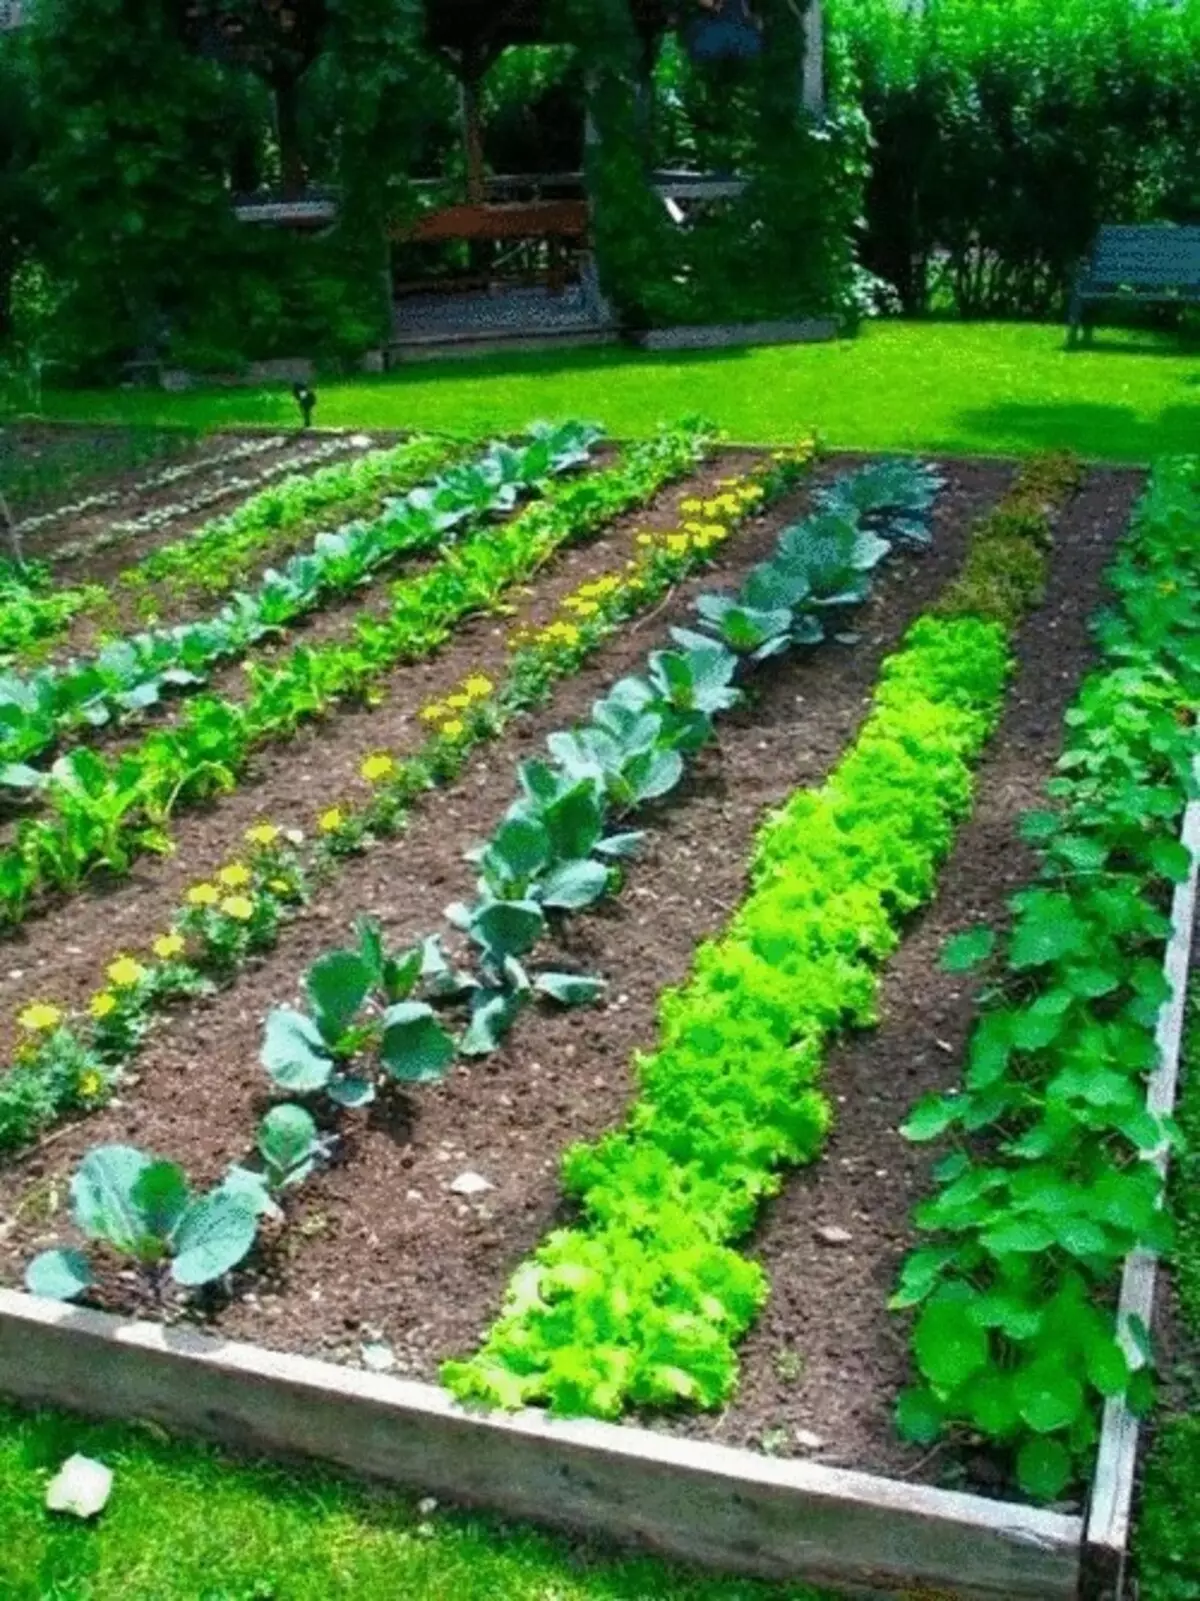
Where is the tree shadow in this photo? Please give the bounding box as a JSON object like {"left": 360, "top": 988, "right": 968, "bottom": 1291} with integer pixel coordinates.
{"left": 950, "top": 399, "right": 1200, "bottom": 464}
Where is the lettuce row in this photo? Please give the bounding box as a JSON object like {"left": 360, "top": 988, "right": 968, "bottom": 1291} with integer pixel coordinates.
{"left": 441, "top": 450, "right": 1084, "bottom": 1421}
{"left": 893, "top": 455, "right": 1200, "bottom": 1501}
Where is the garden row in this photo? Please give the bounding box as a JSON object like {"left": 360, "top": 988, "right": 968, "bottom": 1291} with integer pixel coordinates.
{"left": 0, "top": 430, "right": 450, "bottom": 666}
{"left": 0, "top": 422, "right": 683, "bottom": 926}
{"left": 7, "top": 440, "right": 1189, "bottom": 1524}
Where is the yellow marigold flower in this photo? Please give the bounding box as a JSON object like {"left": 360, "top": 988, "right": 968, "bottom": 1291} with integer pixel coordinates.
{"left": 89, "top": 991, "right": 118, "bottom": 1020}
{"left": 680, "top": 498, "right": 704, "bottom": 513}
{"left": 107, "top": 955, "right": 147, "bottom": 990}
{"left": 187, "top": 882, "right": 219, "bottom": 908}
{"left": 740, "top": 484, "right": 765, "bottom": 500}
{"left": 666, "top": 534, "right": 690, "bottom": 555}
{"left": 153, "top": 933, "right": 186, "bottom": 961}
{"left": 268, "top": 878, "right": 292, "bottom": 894}
{"left": 218, "top": 863, "right": 252, "bottom": 889}
{"left": 17, "top": 1001, "right": 63, "bottom": 1033}
{"left": 318, "top": 807, "right": 345, "bottom": 835}
{"left": 221, "top": 895, "right": 255, "bottom": 922}
{"left": 572, "top": 599, "right": 600, "bottom": 618}
{"left": 440, "top": 719, "right": 466, "bottom": 740}
{"left": 360, "top": 752, "right": 396, "bottom": 784}
{"left": 635, "top": 532, "right": 655, "bottom": 547}
{"left": 445, "top": 693, "right": 472, "bottom": 711}
{"left": 78, "top": 1068, "right": 106, "bottom": 1100}
{"left": 463, "top": 674, "right": 494, "bottom": 700}
{"left": 419, "top": 703, "right": 448, "bottom": 725}
{"left": 702, "top": 524, "right": 727, "bottom": 541}
{"left": 245, "top": 823, "right": 281, "bottom": 847}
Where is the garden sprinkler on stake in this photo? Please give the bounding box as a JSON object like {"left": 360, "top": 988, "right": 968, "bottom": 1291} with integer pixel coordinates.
{"left": 293, "top": 381, "right": 317, "bottom": 430}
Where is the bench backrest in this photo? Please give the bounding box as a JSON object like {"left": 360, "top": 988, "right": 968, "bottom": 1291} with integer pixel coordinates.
{"left": 1085, "top": 225, "right": 1200, "bottom": 288}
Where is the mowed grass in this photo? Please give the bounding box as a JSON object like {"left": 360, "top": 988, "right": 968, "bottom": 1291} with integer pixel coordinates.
{"left": 0, "top": 1402, "right": 828, "bottom": 1601}
{"left": 31, "top": 320, "right": 1200, "bottom": 466}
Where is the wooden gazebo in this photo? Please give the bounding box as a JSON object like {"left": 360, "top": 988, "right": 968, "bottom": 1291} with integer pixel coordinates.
{"left": 390, "top": 0, "right": 825, "bottom": 358}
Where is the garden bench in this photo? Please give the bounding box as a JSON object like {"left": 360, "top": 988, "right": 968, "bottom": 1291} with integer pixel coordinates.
{"left": 1067, "top": 224, "right": 1200, "bottom": 347}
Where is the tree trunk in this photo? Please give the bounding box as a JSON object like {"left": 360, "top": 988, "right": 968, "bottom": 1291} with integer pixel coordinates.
{"left": 275, "top": 73, "right": 305, "bottom": 200}
{"left": 461, "top": 65, "right": 486, "bottom": 205}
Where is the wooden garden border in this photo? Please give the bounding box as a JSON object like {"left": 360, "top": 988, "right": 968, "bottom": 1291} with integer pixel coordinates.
{"left": 1080, "top": 797, "right": 1200, "bottom": 1599}
{"left": 0, "top": 811, "right": 1196, "bottom": 1599}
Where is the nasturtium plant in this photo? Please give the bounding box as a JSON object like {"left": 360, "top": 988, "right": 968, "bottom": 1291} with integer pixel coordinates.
{"left": 892, "top": 453, "right": 1200, "bottom": 1500}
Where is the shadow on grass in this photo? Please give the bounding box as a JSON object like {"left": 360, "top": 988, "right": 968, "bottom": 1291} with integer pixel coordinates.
{"left": 949, "top": 399, "right": 1200, "bottom": 464}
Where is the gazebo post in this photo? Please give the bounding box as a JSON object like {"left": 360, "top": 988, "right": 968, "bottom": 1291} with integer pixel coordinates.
{"left": 801, "top": 0, "right": 825, "bottom": 116}
{"left": 460, "top": 44, "right": 487, "bottom": 206}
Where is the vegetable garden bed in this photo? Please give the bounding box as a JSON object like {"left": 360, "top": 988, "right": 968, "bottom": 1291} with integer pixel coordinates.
{"left": 0, "top": 431, "right": 1193, "bottom": 1600}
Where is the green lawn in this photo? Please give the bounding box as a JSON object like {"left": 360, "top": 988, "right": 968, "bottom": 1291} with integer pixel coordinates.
{"left": 31, "top": 320, "right": 1200, "bottom": 466}
{"left": 0, "top": 1402, "right": 826, "bottom": 1601}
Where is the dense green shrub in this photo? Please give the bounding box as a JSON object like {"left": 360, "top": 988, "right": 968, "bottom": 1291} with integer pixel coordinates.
{"left": 829, "top": 0, "right": 1200, "bottom": 319}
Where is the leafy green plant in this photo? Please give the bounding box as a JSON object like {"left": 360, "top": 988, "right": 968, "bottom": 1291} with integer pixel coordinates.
{"left": 262, "top": 918, "right": 458, "bottom": 1107}
{"left": 25, "top": 1144, "right": 260, "bottom": 1303}
{"left": 223, "top": 1105, "right": 330, "bottom": 1221}
{"left": 892, "top": 454, "right": 1200, "bottom": 1501}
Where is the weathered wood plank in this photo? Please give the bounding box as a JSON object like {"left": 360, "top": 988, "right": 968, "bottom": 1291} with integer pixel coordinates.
{"left": 0, "top": 1289, "right": 1080, "bottom": 1601}
{"left": 1082, "top": 797, "right": 1200, "bottom": 1600}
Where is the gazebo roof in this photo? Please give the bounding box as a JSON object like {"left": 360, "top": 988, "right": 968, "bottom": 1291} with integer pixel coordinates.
{"left": 425, "top": 0, "right": 672, "bottom": 54}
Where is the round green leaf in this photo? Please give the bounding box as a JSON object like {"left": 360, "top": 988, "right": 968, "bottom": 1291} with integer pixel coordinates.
{"left": 1016, "top": 1437, "right": 1073, "bottom": 1501}
{"left": 538, "top": 859, "right": 610, "bottom": 911}
{"left": 940, "top": 927, "right": 996, "bottom": 973}
{"left": 379, "top": 1002, "right": 455, "bottom": 1084}
{"left": 470, "top": 900, "right": 545, "bottom": 962}
{"left": 70, "top": 1145, "right": 156, "bottom": 1254}
{"left": 171, "top": 1191, "right": 259, "bottom": 1287}
{"left": 1084, "top": 1335, "right": 1130, "bottom": 1399}
{"left": 965, "top": 1372, "right": 1020, "bottom": 1438}
{"left": 901, "top": 1095, "right": 961, "bottom": 1143}
{"left": 534, "top": 972, "right": 607, "bottom": 1007}
{"left": 1014, "top": 1363, "right": 1085, "bottom": 1434}
{"left": 304, "top": 951, "right": 373, "bottom": 1041}
{"left": 25, "top": 1248, "right": 94, "bottom": 1303}
{"left": 132, "top": 1159, "right": 191, "bottom": 1242}
{"left": 895, "top": 1386, "right": 944, "bottom": 1445}
{"left": 261, "top": 1006, "right": 333, "bottom": 1093}
{"left": 913, "top": 1298, "right": 989, "bottom": 1389}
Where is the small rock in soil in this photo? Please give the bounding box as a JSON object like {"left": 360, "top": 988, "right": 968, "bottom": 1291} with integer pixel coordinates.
{"left": 449, "top": 1171, "right": 493, "bottom": 1197}
{"left": 361, "top": 1341, "right": 397, "bottom": 1373}
{"left": 794, "top": 1430, "right": 827, "bottom": 1452}
{"left": 814, "top": 1225, "right": 853, "bottom": 1246}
